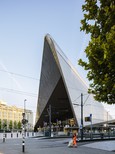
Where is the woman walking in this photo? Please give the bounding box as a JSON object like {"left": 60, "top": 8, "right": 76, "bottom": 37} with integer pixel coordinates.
{"left": 72, "top": 133, "right": 77, "bottom": 147}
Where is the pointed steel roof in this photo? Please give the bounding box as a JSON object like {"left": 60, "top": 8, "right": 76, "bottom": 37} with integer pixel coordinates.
{"left": 35, "top": 34, "right": 110, "bottom": 129}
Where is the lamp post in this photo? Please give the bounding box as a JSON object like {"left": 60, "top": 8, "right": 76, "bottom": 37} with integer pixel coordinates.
{"left": 24, "top": 99, "right": 27, "bottom": 116}
{"left": 73, "top": 93, "right": 84, "bottom": 141}
{"left": 107, "top": 111, "right": 110, "bottom": 137}
{"left": 22, "top": 99, "right": 27, "bottom": 152}
{"left": 81, "top": 93, "right": 83, "bottom": 141}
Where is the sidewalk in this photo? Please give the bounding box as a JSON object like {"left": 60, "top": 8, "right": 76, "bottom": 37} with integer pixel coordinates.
{"left": 32, "top": 135, "right": 115, "bottom": 152}
{"left": 0, "top": 137, "right": 115, "bottom": 154}
{"left": 82, "top": 140, "right": 115, "bottom": 152}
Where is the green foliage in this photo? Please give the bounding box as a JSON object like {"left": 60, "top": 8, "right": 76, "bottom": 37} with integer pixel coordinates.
{"left": 79, "top": 0, "right": 115, "bottom": 104}
{"left": 0, "top": 119, "right": 2, "bottom": 130}
{"left": 3, "top": 119, "right": 7, "bottom": 129}
{"left": 9, "top": 120, "right": 13, "bottom": 130}
{"left": 14, "top": 121, "right": 17, "bottom": 129}
{"left": 17, "top": 121, "right": 21, "bottom": 129}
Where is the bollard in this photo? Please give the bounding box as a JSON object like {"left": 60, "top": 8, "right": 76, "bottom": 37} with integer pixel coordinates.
{"left": 11, "top": 133, "right": 13, "bottom": 138}
{"left": 3, "top": 137, "right": 5, "bottom": 142}
{"left": 3, "top": 132, "right": 5, "bottom": 142}
{"left": 22, "top": 139, "right": 25, "bottom": 152}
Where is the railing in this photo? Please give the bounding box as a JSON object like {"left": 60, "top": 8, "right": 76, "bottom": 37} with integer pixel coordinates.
{"left": 81, "top": 133, "right": 115, "bottom": 140}
{"left": 0, "top": 131, "right": 44, "bottom": 139}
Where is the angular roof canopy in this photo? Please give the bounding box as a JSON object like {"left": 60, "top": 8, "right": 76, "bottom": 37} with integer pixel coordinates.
{"left": 35, "top": 34, "right": 109, "bottom": 128}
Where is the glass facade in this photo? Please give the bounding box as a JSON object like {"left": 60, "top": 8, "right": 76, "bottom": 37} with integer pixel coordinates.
{"left": 35, "top": 34, "right": 113, "bottom": 129}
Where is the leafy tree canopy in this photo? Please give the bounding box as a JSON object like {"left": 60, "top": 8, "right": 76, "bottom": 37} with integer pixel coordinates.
{"left": 9, "top": 120, "right": 13, "bottom": 130}
{"left": 3, "top": 120, "right": 7, "bottom": 129}
{"left": 0, "top": 119, "right": 2, "bottom": 130}
{"left": 14, "top": 121, "right": 17, "bottom": 129}
{"left": 17, "top": 121, "right": 21, "bottom": 129}
{"left": 79, "top": 0, "right": 115, "bottom": 104}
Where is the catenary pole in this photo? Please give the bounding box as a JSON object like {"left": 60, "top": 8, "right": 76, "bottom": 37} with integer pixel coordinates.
{"left": 81, "top": 93, "right": 83, "bottom": 141}
{"left": 49, "top": 104, "right": 51, "bottom": 137}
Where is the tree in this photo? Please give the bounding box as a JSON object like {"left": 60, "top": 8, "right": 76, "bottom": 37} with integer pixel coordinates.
{"left": 0, "top": 119, "right": 2, "bottom": 130}
{"left": 3, "top": 119, "right": 7, "bottom": 130}
{"left": 79, "top": 0, "right": 115, "bottom": 104}
{"left": 14, "top": 121, "right": 17, "bottom": 129}
{"left": 9, "top": 120, "right": 13, "bottom": 130}
{"left": 17, "top": 121, "right": 21, "bottom": 130}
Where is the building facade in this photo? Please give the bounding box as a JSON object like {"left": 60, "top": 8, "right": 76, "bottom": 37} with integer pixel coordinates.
{"left": 0, "top": 100, "right": 33, "bottom": 130}
{"left": 35, "top": 34, "right": 113, "bottom": 131}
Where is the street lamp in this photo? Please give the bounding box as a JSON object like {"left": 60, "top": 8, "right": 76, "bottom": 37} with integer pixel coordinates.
{"left": 107, "top": 111, "right": 110, "bottom": 137}
{"left": 73, "top": 93, "right": 84, "bottom": 141}
{"left": 24, "top": 99, "right": 27, "bottom": 116}
{"left": 22, "top": 99, "right": 27, "bottom": 152}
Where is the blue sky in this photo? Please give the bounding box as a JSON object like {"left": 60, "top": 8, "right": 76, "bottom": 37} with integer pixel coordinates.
{"left": 1, "top": 0, "right": 114, "bottom": 123}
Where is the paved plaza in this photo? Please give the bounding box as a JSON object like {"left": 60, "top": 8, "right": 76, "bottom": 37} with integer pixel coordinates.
{"left": 82, "top": 140, "right": 115, "bottom": 152}
{"left": 0, "top": 137, "right": 115, "bottom": 154}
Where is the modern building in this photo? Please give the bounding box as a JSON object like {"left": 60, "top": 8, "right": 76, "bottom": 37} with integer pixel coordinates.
{"left": 35, "top": 34, "right": 113, "bottom": 131}
{"left": 0, "top": 100, "right": 33, "bottom": 130}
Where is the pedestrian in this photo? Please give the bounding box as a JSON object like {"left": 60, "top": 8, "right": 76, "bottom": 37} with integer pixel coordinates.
{"left": 68, "top": 133, "right": 78, "bottom": 148}
{"left": 72, "top": 133, "right": 77, "bottom": 147}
